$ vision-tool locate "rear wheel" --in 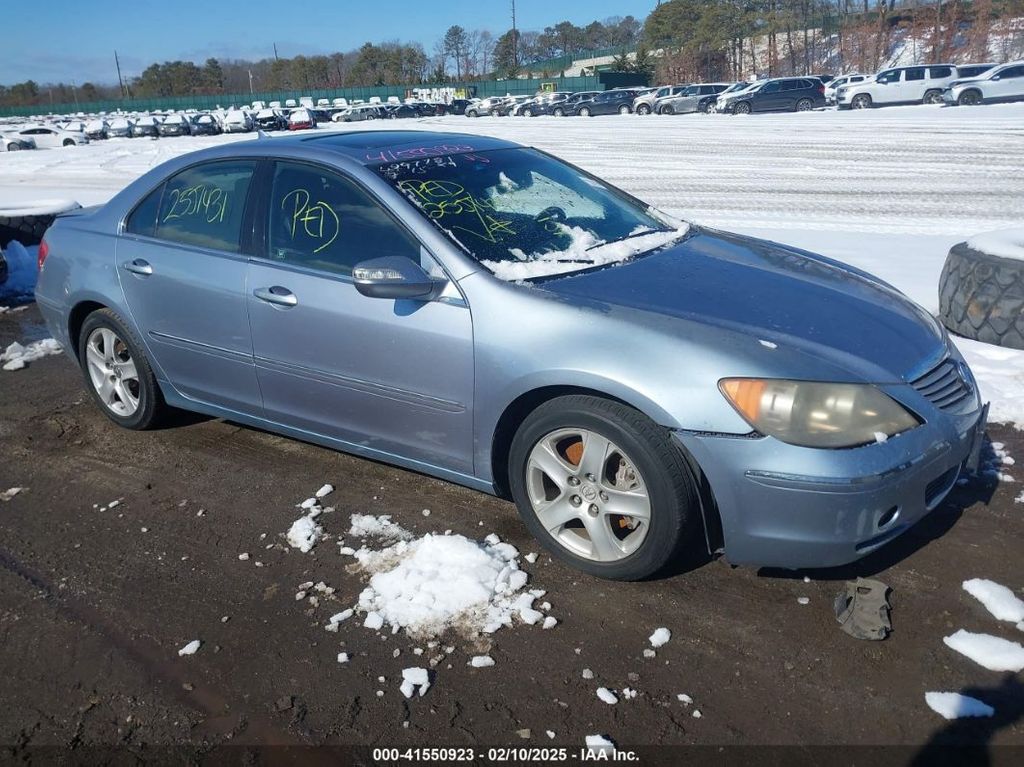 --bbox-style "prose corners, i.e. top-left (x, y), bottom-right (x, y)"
top-left (6, 142), bottom-right (19, 151)
top-left (508, 395), bottom-right (702, 581)
top-left (636, 104), bottom-right (651, 115)
top-left (851, 94), bottom-right (872, 110)
top-left (552, 107), bottom-right (565, 117)
top-left (734, 101), bottom-right (751, 115)
top-left (923, 89), bottom-right (943, 105)
top-left (78, 309), bottom-right (167, 430)
top-left (618, 104), bottom-right (631, 115)
top-left (523, 108), bottom-right (533, 117)
top-left (63, 139), bottom-right (75, 147)
top-left (958, 90), bottom-right (982, 106)
top-left (578, 106), bottom-right (591, 117)
top-left (796, 98), bottom-right (813, 112)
